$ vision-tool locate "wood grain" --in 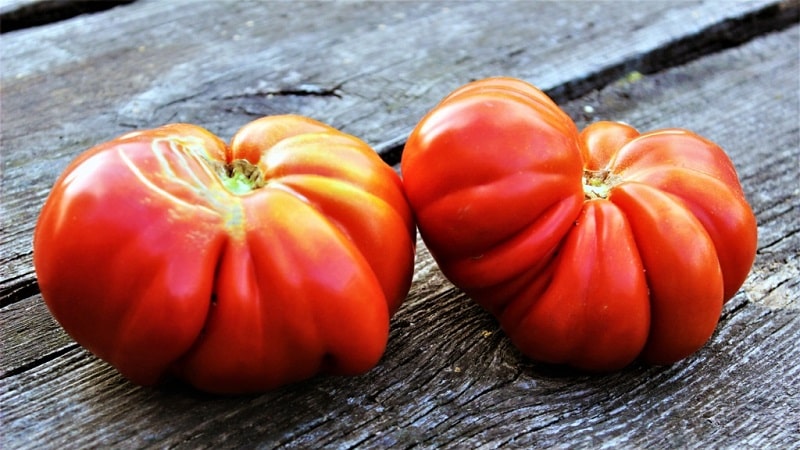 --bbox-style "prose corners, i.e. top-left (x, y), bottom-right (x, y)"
top-left (1, 0), bottom-right (799, 448)
top-left (2, 0), bottom-right (796, 300)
